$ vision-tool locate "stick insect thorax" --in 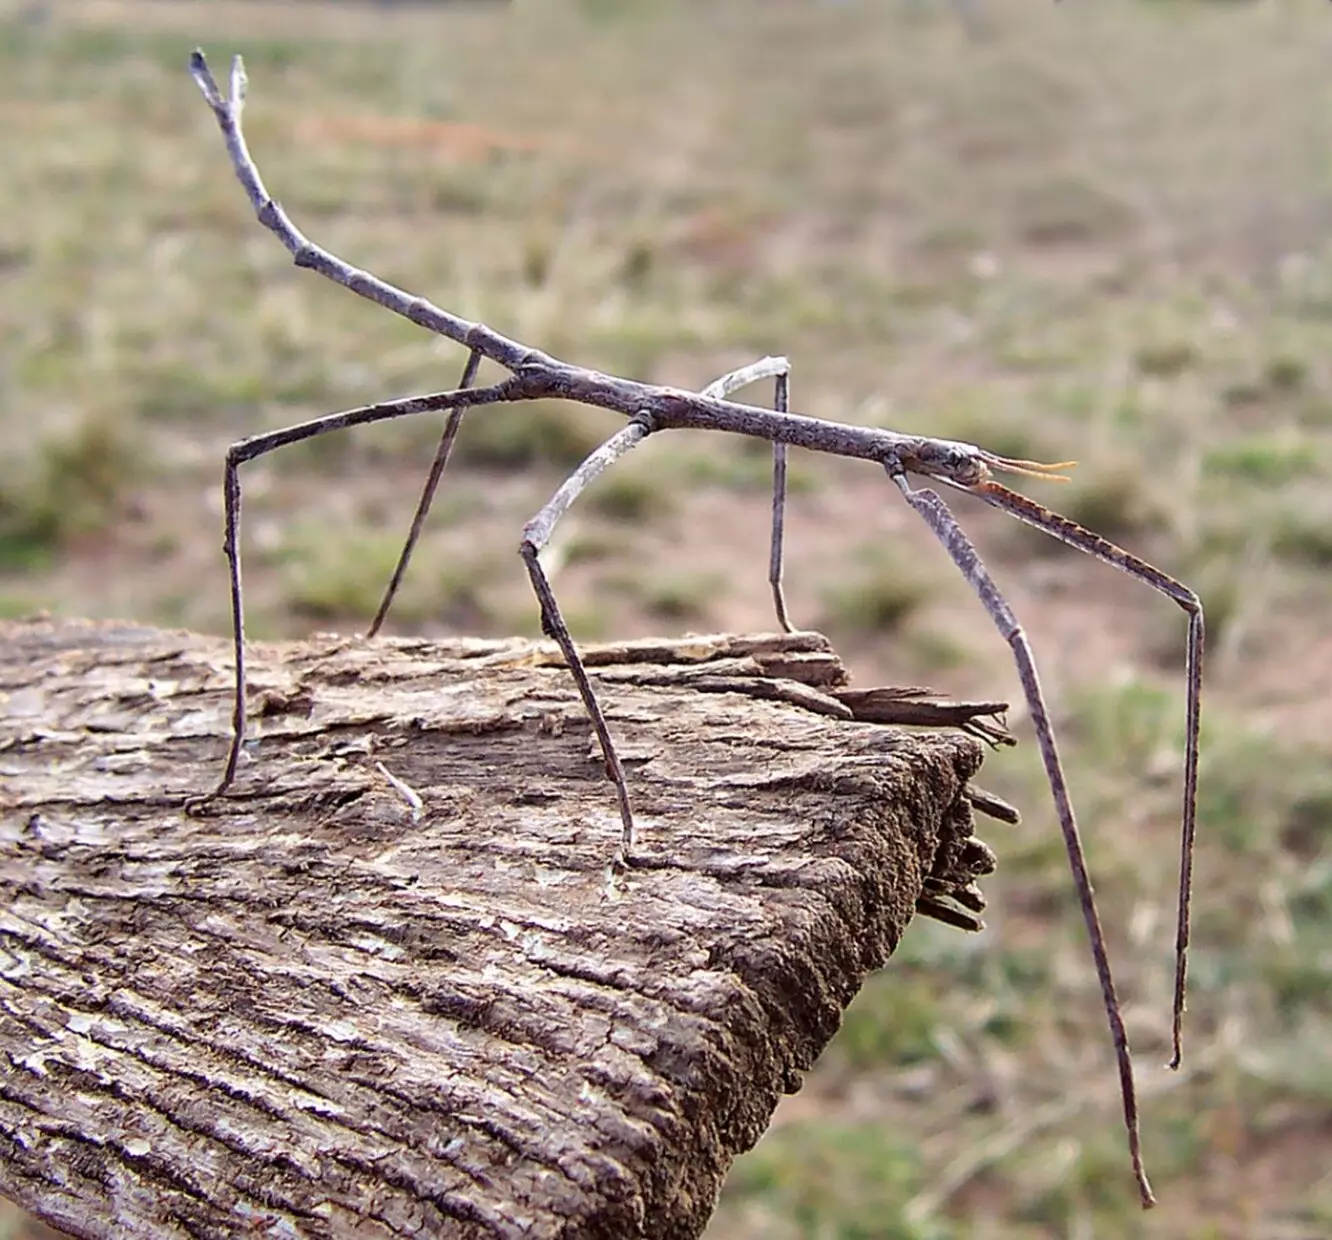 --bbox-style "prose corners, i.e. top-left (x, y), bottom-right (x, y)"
top-left (546, 364), bottom-right (1079, 486)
